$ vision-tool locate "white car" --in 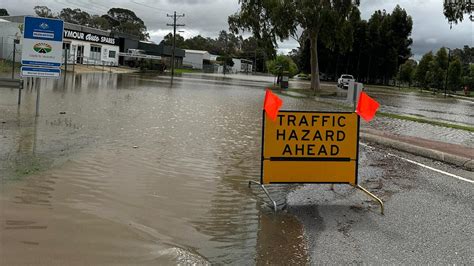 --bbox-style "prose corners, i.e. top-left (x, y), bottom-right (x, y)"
top-left (337, 74), bottom-right (355, 89)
